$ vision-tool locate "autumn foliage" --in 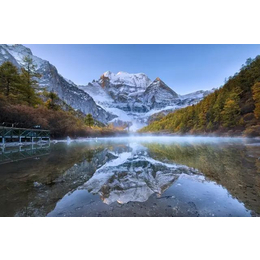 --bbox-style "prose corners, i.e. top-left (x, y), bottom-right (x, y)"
top-left (0, 58), bottom-right (126, 138)
top-left (140, 57), bottom-right (260, 137)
